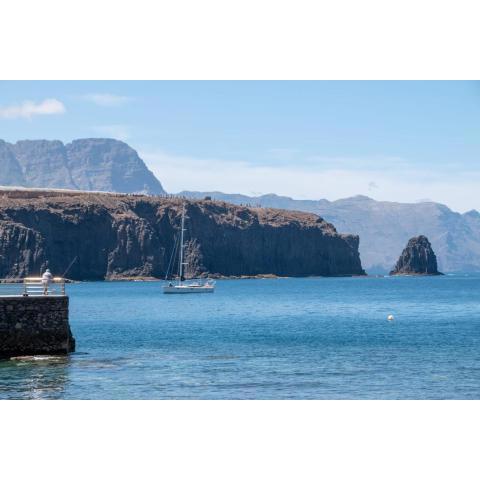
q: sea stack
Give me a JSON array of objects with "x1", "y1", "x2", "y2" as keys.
[{"x1": 390, "y1": 235, "x2": 442, "y2": 275}]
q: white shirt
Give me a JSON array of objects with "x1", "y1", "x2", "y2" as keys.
[{"x1": 42, "y1": 272, "x2": 53, "y2": 282}]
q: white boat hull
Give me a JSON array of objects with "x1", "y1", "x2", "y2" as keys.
[{"x1": 163, "y1": 284, "x2": 215, "y2": 294}]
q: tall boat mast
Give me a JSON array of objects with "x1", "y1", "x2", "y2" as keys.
[
  {"x1": 178, "y1": 204, "x2": 186, "y2": 285},
  {"x1": 163, "y1": 201, "x2": 215, "y2": 293}
]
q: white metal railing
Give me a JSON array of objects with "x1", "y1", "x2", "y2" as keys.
[{"x1": 0, "y1": 277, "x2": 66, "y2": 297}]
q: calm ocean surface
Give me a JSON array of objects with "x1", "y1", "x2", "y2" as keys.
[{"x1": 1, "y1": 275, "x2": 480, "y2": 399}]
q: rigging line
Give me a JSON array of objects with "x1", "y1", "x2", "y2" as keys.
[
  {"x1": 164, "y1": 234, "x2": 176, "y2": 281},
  {"x1": 164, "y1": 233, "x2": 179, "y2": 281},
  {"x1": 172, "y1": 234, "x2": 180, "y2": 279}
]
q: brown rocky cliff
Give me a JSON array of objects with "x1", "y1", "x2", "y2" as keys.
[{"x1": 0, "y1": 190, "x2": 365, "y2": 279}]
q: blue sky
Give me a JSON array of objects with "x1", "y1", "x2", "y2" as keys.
[{"x1": 1, "y1": 81, "x2": 479, "y2": 211}]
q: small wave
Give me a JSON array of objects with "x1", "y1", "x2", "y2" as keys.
[
  {"x1": 10, "y1": 355, "x2": 66, "y2": 362},
  {"x1": 205, "y1": 355, "x2": 238, "y2": 360}
]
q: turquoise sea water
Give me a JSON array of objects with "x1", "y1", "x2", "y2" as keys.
[{"x1": 1, "y1": 275, "x2": 480, "y2": 399}]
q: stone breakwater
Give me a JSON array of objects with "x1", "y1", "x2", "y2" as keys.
[
  {"x1": 0, "y1": 296, "x2": 75, "y2": 358},
  {"x1": 0, "y1": 190, "x2": 365, "y2": 279}
]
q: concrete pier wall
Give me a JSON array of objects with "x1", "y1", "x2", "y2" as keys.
[{"x1": 0, "y1": 296, "x2": 75, "y2": 358}]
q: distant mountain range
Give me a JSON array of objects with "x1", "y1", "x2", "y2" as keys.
[
  {"x1": 178, "y1": 191, "x2": 480, "y2": 274},
  {"x1": 1, "y1": 138, "x2": 479, "y2": 273},
  {"x1": 0, "y1": 138, "x2": 165, "y2": 195}
]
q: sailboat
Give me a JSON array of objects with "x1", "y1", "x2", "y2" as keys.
[{"x1": 163, "y1": 204, "x2": 215, "y2": 294}]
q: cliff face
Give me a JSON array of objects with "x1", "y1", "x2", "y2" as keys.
[
  {"x1": 0, "y1": 138, "x2": 165, "y2": 195},
  {"x1": 0, "y1": 190, "x2": 365, "y2": 279},
  {"x1": 390, "y1": 235, "x2": 442, "y2": 275}
]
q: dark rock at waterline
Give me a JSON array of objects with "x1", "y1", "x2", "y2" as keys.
[
  {"x1": 390, "y1": 235, "x2": 442, "y2": 275},
  {"x1": 0, "y1": 189, "x2": 365, "y2": 279}
]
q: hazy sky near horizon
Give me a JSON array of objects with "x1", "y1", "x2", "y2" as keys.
[{"x1": 1, "y1": 81, "x2": 479, "y2": 212}]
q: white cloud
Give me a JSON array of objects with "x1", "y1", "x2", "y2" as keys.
[
  {"x1": 92, "y1": 124, "x2": 131, "y2": 141},
  {"x1": 83, "y1": 93, "x2": 131, "y2": 107},
  {"x1": 0, "y1": 98, "x2": 66, "y2": 119},
  {"x1": 140, "y1": 149, "x2": 480, "y2": 213}
]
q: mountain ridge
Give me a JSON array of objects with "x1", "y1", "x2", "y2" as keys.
[{"x1": 0, "y1": 138, "x2": 165, "y2": 195}]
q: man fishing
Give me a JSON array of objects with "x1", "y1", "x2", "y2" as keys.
[{"x1": 41, "y1": 268, "x2": 53, "y2": 295}]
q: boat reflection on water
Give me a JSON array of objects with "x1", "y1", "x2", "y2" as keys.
[{"x1": 0, "y1": 356, "x2": 71, "y2": 400}]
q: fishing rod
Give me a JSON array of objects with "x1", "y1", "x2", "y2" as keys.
[{"x1": 62, "y1": 256, "x2": 78, "y2": 278}]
